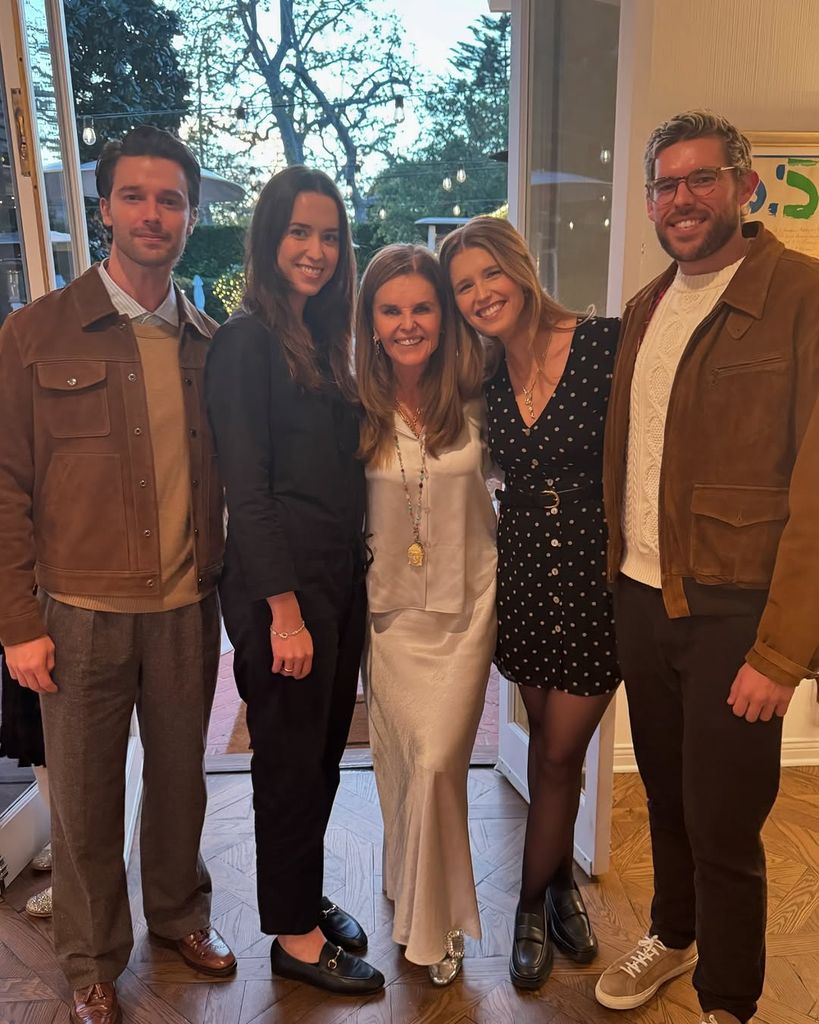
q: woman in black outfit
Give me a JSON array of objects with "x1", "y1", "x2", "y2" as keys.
[
  {"x1": 205, "y1": 166, "x2": 383, "y2": 995},
  {"x1": 441, "y1": 217, "x2": 620, "y2": 991}
]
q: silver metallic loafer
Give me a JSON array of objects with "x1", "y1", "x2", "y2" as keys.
[
  {"x1": 428, "y1": 929, "x2": 465, "y2": 986},
  {"x1": 25, "y1": 885, "x2": 52, "y2": 917},
  {"x1": 30, "y1": 842, "x2": 52, "y2": 872}
]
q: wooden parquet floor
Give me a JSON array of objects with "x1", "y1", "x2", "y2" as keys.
[{"x1": 1, "y1": 767, "x2": 818, "y2": 1023}]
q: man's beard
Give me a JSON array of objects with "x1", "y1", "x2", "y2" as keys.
[{"x1": 655, "y1": 207, "x2": 740, "y2": 265}]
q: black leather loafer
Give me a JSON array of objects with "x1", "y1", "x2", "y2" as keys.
[
  {"x1": 318, "y1": 896, "x2": 368, "y2": 953},
  {"x1": 546, "y1": 881, "x2": 598, "y2": 963},
  {"x1": 269, "y1": 939, "x2": 385, "y2": 994},
  {"x1": 509, "y1": 901, "x2": 553, "y2": 990}
]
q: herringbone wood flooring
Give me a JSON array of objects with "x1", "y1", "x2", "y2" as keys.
[{"x1": 1, "y1": 767, "x2": 818, "y2": 1023}]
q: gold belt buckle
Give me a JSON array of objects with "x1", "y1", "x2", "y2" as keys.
[{"x1": 542, "y1": 488, "x2": 560, "y2": 509}]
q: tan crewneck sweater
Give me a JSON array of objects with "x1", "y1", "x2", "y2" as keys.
[
  {"x1": 52, "y1": 321, "x2": 200, "y2": 612},
  {"x1": 621, "y1": 258, "x2": 743, "y2": 588}
]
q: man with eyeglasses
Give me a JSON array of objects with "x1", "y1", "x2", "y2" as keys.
[{"x1": 596, "y1": 110, "x2": 819, "y2": 1024}]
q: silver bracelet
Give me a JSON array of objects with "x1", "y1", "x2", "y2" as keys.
[{"x1": 270, "y1": 619, "x2": 306, "y2": 640}]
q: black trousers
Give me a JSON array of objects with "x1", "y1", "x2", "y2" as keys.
[
  {"x1": 613, "y1": 576, "x2": 783, "y2": 1024},
  {"x1": 220, "y1": 571, "x2": 366, "y2": 935}
]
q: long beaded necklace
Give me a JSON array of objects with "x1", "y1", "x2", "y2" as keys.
[{"x1": 393, "y1": 425, "x2": 428, "y2": 567}]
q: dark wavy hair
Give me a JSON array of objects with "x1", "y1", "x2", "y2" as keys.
[
  {"x1": 95, "y1": 125, "x2": 200, "y2": 208},
  {"x1": 243, "y1": 165, "x2": 356, "y2": 401}
]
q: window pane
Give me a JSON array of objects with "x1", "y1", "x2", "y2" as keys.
[
  {"x1": 525, "y1": 0, "x2": 620, "y2": 314},
  {"x1": 0, "y1": 48, "x2": 30, "y2": 322},
  {"x1": 24, "y1": 0, "x2": 79, "y2": 287}
]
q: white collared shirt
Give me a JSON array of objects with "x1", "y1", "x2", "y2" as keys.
[{"x1": 97, "y1": 261, "x2": 179, "y2": 329}]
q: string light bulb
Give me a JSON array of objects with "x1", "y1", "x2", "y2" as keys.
[
  {"x1": 456, "y1": 164, "x2": 466, "y2": 183},
  {"x1": 393, "y1": 96, "x2": 405, "y2": 124},
  {"x1": 378, "y1": 207, "x2": 387, "y2": 221},
  {"x1": 452, "y1": 203, "x2": 461, "y2": 216},
  {"x1": 81, "y1": 119, "x2": 96, "y2": 146},
  {"x1": 442, "y1": 175, "x2": 452, "y2": 192},
  {"x1": 599, "y1": 147, "x2": 611, "y2": 165}
]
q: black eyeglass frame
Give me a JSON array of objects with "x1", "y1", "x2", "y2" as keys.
[{"x1": 645, "y1": 165, "x2": 739, "y2": 204}]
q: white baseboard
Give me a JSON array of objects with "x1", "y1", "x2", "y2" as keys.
[
  {"x1": 0, "y1": 785, "x2": 50, "y2": 888},
  {"x1": 614, "y1": 736, "x2": 819, "y2": 774}
]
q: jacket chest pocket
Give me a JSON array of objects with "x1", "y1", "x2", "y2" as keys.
[{"x1": 36, "y1": 360, "x2": 111, "y2": 438}]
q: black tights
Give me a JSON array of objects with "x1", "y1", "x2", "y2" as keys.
[{"x1": 518, "y1": 685, "x2": 614, "y2": 913}]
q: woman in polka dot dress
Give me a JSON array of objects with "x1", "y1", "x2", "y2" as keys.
[{"x1": 441, "y1": 217, "x2": 620, "y2": 991}]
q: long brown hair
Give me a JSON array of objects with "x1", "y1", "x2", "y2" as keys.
[
  {"x1": 355, "y1": 244, "x2": 483, "y2": 466},
  {"x1": 439, "y1": 216, "x2": 584, "y2": 377},
  {"x1": 243, "y1": 165, "x2": 356, "y2": 401}
]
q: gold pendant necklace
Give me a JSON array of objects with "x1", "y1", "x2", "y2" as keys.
[{"x1": 521, "y1": 368, "x2": 541, "y2": 422}]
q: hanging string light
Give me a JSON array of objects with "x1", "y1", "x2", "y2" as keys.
[
  {"x1": 393, "y1": 96, "x2": 405, "y2": 124},
  {"x1": 599, "y1": 147, "x2": 612, "y2": 165},
  {"x1": 456, "y1": 164, "x2": 466, "y2": 183},
  {"x1": 452, "y1": 204, "x2": 462, "y2": 216},
  {"x1": 378, "y1": 207, "x2": 387, "y2": 220},
  {"x1": 442, "y1": 174, "x2": 452, "y2": 191},
  {"x1": 81, "y1": 118, "x2": 96, "y2": 146}
]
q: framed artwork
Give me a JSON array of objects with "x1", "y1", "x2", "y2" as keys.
[{"x1": 745, "y1": 131, "x2": 819, "y2": 258}]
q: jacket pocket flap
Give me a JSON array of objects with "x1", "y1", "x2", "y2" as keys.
[
  {"x1": 690, "y1": 485, "x2": 789, "y2": 527},
  {"x1": 37, "y1": 361, "x2": 107, "y2": 391}
]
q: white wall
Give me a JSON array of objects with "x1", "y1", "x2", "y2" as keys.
[{"x1": 607, "y1": 0, "x2": 819, "y2": 768}]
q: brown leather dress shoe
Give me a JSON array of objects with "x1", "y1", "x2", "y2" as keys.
[
  {"x1": 71, "y1": 982, "x2": 121, "y2": 1024},
  {"x1": 151, "y1": 926, "x2": 237, "y2": 976}
]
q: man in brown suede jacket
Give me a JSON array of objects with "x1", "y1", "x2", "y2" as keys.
[
  {"x1": 0, "y1": 127, "x2": 235, "y2": 1024},
  {"x1": 595, "y1": 111, "x2": 819, "y2": 1024}
]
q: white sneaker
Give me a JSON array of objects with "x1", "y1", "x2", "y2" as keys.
[{"x1": 595, "y1": 934, "x2": 698, "y2": 1009}]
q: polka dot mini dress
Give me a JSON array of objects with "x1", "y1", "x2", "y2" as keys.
[{"x1": 486, "y1": 316, "x2": 620, "y2": 694}]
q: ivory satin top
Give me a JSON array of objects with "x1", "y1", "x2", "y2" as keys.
[{"x1": 365, "y1": 398, "x2": 497, "y2": 614}]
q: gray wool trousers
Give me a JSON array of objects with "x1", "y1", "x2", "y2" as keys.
[{"x1": 38, "y1": 591, "x2": 220, "y2": 987}]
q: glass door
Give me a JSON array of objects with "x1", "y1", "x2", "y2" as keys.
[
  {"x1": 498, "y1": 0, "x2": 620, "y2": 877},
  {"x1": 0, "y1": 0, "x2": 93, "y2": 888}
]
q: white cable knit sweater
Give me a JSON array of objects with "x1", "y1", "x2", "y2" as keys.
[{"x1": 621, "y1": 258, "x2": 744, "y2": 588}]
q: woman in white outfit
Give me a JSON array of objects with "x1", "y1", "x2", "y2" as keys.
[{"x1": 355, "y1": 244, "x2": 497, "y2": 985}]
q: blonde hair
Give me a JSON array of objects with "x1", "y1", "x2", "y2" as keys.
[
  {"x1": 439, "y1": 216, "x2": 583, "y2": 377},
  {"x1": 355, "y1": 244, "x2": 483, "y2": 466}
]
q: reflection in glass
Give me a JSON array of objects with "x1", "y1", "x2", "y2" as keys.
[
  {"x1": 0, "y1": 50, "x2": 29, "y2": 323},
  {"x1": 525, "y1": 0, "x2": 620, "y2": 314},
  {"x1": 24, "y1": 0, "x2": 76, "y2": 286}
]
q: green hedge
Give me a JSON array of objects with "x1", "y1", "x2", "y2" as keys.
[{"x1": 175, "y1": 224, "x2": 247, "y2": 322}]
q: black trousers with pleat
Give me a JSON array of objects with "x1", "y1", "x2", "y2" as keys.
[{"x1": 220, "y1": 563, "x2": 367, "y2": 936}]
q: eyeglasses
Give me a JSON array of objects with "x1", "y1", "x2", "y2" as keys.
[{"x1": 646, "y1": 166, "x2": 737, "y2": 205}]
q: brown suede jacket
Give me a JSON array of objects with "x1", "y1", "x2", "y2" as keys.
[
  {"x1": 603, "y1": 223, "x2": 819, "y2": 688},
  {"x1": 0, "y1": 266, "x2": 224, "y2": 646}
]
